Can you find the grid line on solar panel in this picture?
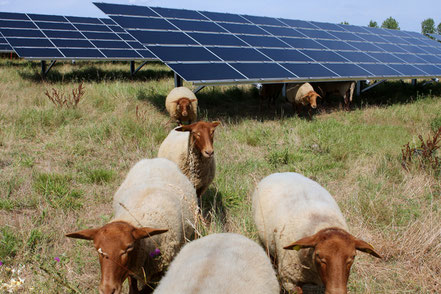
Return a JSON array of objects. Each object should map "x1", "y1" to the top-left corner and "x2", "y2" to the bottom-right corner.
[{"x1": 0, "y1": 11, "x2": 155, "y2": 60}]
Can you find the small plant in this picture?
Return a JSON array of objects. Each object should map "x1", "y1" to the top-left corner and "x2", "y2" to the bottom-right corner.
[
  {"x1": 135, "y1": 105, "x2": 148, "y2": 122},
  {"x1": 44, "y1": 83, "x2": 85, "y2": 108},
  {"x1": 401, "y1": 127, "x2": 441, "y2": 174}
]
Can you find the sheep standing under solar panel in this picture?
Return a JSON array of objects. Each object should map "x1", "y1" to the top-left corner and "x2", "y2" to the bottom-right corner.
[
  {"x1": 158, "y1": 121, "x2": 221, "y2": 199},
  {"x1": 153, "y1": 233, "x2": 280, "y2": 294},
  {"x1": 252, "y1": 172, "x2": 381, "y2": 294},
  {"x1": 286, "y1": 83, "x2": 321, "y2": 115},
  {"x1": 66, "y1": 158, "x2": 198, "y2": 294},
  {"x1": 165, "y1": 86, "x2": 198, "y2": 125},
  {"x1": 313, "y1": 81, "x2": 356, "y2": 110}
]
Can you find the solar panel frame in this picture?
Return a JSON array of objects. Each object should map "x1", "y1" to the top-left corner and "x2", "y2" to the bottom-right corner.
[
  {"x1": 94, "y1": 2, "x2": 441, "y2": 85},
  {"x1": 0, "y1": 11, "x2": 157, "y2": 60}
]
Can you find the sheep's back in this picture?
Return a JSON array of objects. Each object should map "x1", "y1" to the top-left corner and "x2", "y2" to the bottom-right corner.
[
  {"x1": 154, "y1": 233, "x2": 279, "y2": 294},
  {"x1": 252, "y1": 172, "x2": 347, "y2": 289},
  {"x1": 157, "y1": 129, "x2": 189, "y2": 168}
]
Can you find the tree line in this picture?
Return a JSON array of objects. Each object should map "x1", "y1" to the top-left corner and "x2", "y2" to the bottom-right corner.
[{"x1": 340, "y1": 17, "x2": 441, "y2": 35}]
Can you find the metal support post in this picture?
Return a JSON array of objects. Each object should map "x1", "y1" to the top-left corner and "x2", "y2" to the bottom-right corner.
[
  {"x1": 411, "y1": 79, "x2": 417, "y2": 86},
  {"x1": 174, "y1": 73, "x2": 183, "y2": 87},
  {"x1": 355, "y1": 80, "x2": 361, "y2": 96},
  {"x1": 41, "y1": 60, "x2": 46, "y2": 76},
  {"x1": 41, "y1": 60, "x2": 57, "y2": 76},
  {"x1": 130, "y1": 61, "x2": 135, "y2": 76},
  {"x1": 282, "y1": 83, "x2": 287, "y2": 97},
  {"x1": 194, "y1": 86, "x2": 205, "y2": 94},
  {"x1": 361, "y1": 79, "x2": 386, "y2": 93}
]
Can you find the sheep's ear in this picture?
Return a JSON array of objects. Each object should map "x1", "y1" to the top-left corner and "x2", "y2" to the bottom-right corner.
[
  {"x1": 211, "y1": 121, "x2": 221, "y2": 128},
  {"x1": 66, "y1": 228, "x2": 99, "y2": 241},
  {"x1": 284, "y1": 234, "x2": 318, "y2": 251},
  {"x1": 132, "y1": 227, "x2": 168, "y2": 240},
  {"x1": 353, "y1": 238, "x2": 382, "y2": 258},
  {"x1": 190, "y1": 98, "x2": 197, "y2": 102}
]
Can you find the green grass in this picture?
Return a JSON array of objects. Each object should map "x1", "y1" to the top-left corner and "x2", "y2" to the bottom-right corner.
[{"x1": 0, "y1": 58, "x2": 440, "y2": 293}]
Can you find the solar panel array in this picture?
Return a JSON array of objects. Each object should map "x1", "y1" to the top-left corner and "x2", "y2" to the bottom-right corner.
[
  {"x1": 428, "y1": 33, "x2": 441, "y2": 43},
  {"x1": 95, "y1": 2, "x2": 441, "y2": 85},
  {"x1": 0, "y1": 11, "x2": 155, "y2": 60},
  {"x1": 0, "y1": 30, "x2": 13, "y2": 52}
]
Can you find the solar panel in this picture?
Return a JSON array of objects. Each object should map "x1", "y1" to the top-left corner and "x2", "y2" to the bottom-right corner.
[
  {"x1": 94, "y1": 2, "x2": 441, "y2": 84},
  {"x1": 0, "y1": 31, "x2": 13, "y2": 52},
  {"x1": 0, "y1": 11, "x2": 156, "y2": 60},
  {"x1": 428, "y1": 33, "x2": 441, "y2": 43}
]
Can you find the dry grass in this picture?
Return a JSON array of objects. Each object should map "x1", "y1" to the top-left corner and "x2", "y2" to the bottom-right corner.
[{"x1": 0, "y1": 58, "x2": 440, "y2": 293}]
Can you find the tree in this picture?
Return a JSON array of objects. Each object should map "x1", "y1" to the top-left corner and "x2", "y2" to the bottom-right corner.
[
  {"x1": 381, "y1": 17, "x2": 400, "y2": 30},
  {"x1": 421, "y1": 18, "x2": 435, "y2": 34},
  {"x1": 340, "y1": 21, "x2": 349, "y2": 25},
  {"x1": 438, "y1": 22, "x2": 441, "y2": 34},
  {"x1": 368, "y1": 20, "x2": 378, "y2": 28}
]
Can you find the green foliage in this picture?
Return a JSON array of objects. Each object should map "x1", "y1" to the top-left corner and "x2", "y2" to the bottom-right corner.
[
  {"x1": 368, "y1": 20, "x2": 378, "y2": 28},
  {"x1": 421, "y1": 18, "x2": 435, "y2": 34},
  {"x1": 438, "y1": 22, "x2": 441, "y2": 34},
  {"x1": 382, "y1": 17, "x2": 400, "y2": 30},
  {"x1": 27, "y1": 229, "x2": 43, "y2": 251},
  {"x1": 431, "y1": 116, "x2": 441, "y2": 132},
  {"x1": 0, "y1": 226, "x2": 21, "y2": 259},
  {"x1": 33, "y1": 172, "x2": 84, "y2": 210},
  {"x1": 340, "y1": 21, "x2": 349, "y2": 25},
  {"x1": 85, "y1": 168, "x2": 114, "y2": 184}
]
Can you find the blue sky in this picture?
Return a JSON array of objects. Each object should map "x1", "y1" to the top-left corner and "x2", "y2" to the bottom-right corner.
[{"x1": 0, "y1": 0, "x2": 440, "y2": 33}]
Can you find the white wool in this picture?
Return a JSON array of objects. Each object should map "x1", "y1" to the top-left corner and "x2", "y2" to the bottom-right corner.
[
  {"x1": 112, "y1": 158, "x2": 198, "y2": 281},
  {"x1": 286, "y1": 83, "x2": 315, "y2": 106},
  {"x1": 318, "y1": 81, "x2": 355, "y2": 102},
  {"x1": 165, "y1": 87, "x2": 198, "y2": 123},
  {"x1": 157, "y1": 128, "x2": 215, "y2": 197},
  {"x1": 154, "y1": 233, "x2": 280, "y2": 294},
  {"x1": 252, "y1": 172, "x2": 347, "y2": 291}
]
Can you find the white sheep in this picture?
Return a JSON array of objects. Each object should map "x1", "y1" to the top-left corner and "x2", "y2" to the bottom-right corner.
[
  {"x1": 66, "y1": 158, "x2": 198, "y2": 294},
  {"x1": 252, "y1": 172, "x2": 381, "y2": 294},
  {"x1": 286, "y1": 83, "x2": 321, "y2": 113},
  {"x1": 157, "y1": 121, "x2": 220, "y2": 198},
  {"x1": 165, "y1": 86, "x2": 198, "y2": 125},
  {"x1": 154, "y1": 233, "x2": 280, "y2": 294}
]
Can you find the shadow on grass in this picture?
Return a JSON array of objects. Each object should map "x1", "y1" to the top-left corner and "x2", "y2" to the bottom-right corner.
[
  {"x1": 19, "y1": 65, "x2": 174, "y2": 84},
  {"x1": 200, "y1": 187, "x2": 226, "y2": 224},
  {"x1": 355, "y1": 80, "x2": 441, "y2": 108}
]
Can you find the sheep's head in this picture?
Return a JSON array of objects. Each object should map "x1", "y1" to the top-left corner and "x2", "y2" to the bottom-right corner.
[
  {"x1": 66, "y1": 221, "x2": 167, "y2": 294},
  {"x1": 175, "y1": 97, "x2": 197, "y2": 118},
  {"x1": 176, "y1": 121, "x2": 221, "y2": 158},
  {"x1": 304, "y1": 91, "x2": 321, "y2": 109},
  {"x1": 284, "y1": 227, "x2": 381, "y2": 294}
]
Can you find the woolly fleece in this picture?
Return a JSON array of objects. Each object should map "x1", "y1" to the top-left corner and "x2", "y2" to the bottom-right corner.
[
  {"x1": 154, "y1": 233, "x2": 280, "y2": 294},
  {"x1": 252, "y1": 172, "x2": 347, "y2": 291},
  {"x1": 112, "y1": 158, "x2": 198, "y2": 282},
  {"x1": 157, "y1": 128, "x2": 215, "y2": 197},
  {"x1": 286, "y1": 83, "x2": 315, "y2": 106},
  {"x1": 165, "y1": 86, "x2": 198, "y2": 124}
]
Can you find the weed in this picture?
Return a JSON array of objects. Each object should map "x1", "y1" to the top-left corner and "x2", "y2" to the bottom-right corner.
[
  {"x1": 44, "y1": 83, "x2": 85, "y2": 108},
  {"x1": 401, "y1": 127, "x2": 441, "y2": 174},
  {"x1": 0, "y1": 226, "x2": 21, "y2": 259}
]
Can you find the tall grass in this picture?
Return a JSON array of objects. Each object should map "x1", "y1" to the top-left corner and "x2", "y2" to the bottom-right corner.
[{"x1": 0, "y1": 58, "x2": 440, "y2": 293}]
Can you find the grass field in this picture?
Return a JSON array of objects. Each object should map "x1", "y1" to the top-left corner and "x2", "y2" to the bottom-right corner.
[{"x1": 0, "y1": 57, "x2": 440, "y2": 293}]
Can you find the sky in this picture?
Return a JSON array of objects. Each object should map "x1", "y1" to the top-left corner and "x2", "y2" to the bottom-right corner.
[{"x1": 0, "y1": 0, "x2": 440, "y2": 33}]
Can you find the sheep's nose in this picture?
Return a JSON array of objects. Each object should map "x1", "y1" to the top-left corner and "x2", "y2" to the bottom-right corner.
[
  {"x1": 311, "y1": 104, "x2": 317, "y2": 109},
  {"x1": 203, "y1": 150, "x2": 214, "y2": 157}
]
